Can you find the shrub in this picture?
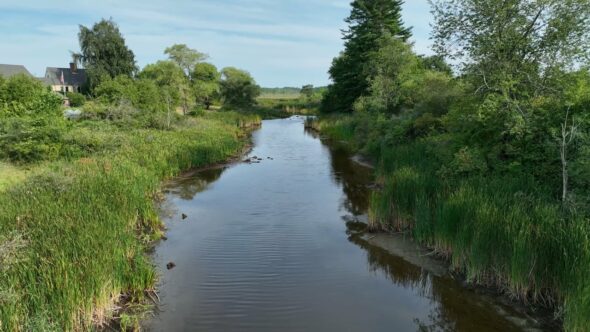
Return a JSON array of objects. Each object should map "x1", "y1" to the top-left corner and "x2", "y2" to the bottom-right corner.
[{"x1": 66, "y1": 92, "x2": 86, "y2": 107}]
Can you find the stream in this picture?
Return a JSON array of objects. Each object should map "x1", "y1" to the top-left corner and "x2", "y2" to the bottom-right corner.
[{"x1": 145, "y1": 116, "x2": 549, "y2": 332}]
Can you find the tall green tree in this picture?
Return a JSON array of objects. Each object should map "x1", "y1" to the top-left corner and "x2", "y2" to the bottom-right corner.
[
  {"x1": 431, "y1": 0, "x2": 590, "y2": 109},
  {"x1": 191, "y1": 63, "x2": 220, "y2": 110},
  {"x1": 165, "y1": 44, "x2": 208, "y2": 77},
  {"x1": 322, "y1": 0, "x2": 411, "y2": 113},
  {"x1": 219, "y1": 67, "x2": 260, "y2": 109},
  {"x1": 431, "y1": 0, "x2": 590, "y2": 199},
  {"x1": 77, "y1": 19, "x2": 137, "y2": 90},
  {"x1": 139, "y1": 60, "x2": 192, "y2": 113}
]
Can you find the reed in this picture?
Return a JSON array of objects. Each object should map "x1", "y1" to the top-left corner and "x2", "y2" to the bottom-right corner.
[
  {"x1": 315, "y1": 114, "x2": 590, "y2": 331},
  {"x1": 0, "y1": 114, "x2": 251, "y2": 331}
]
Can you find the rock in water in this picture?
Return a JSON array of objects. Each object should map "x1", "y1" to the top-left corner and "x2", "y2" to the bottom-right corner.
[
  {"x1": 181, "y1": 213, "x2": 188, "y2": 220},
  {"x1": 167, "y1": 262, "x2": 176, "y2": 270}
]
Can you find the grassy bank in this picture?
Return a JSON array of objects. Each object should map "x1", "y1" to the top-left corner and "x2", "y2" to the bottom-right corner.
[
  {"x1": 0, "y1": 113, "x2": 260, "y2": 331},
  {"x1": 308, "y1": 115, "x2": 590, "y2": 331}
]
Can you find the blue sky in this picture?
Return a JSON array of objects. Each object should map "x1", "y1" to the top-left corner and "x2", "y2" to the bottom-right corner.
[{"x1": 0, "y1": 0, "x2": 433, "y2": 87}]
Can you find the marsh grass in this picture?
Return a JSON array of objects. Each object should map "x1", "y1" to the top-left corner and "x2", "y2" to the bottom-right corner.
[
  {"x1": 315, "y1": 116, "x2": 590, "y2": 331},
  {"x1": 0, "y1": 113, "x2": 257, "y2": 331},
  {"x1": 0, "y1": 163, "x2": 29, "y2": 192}
]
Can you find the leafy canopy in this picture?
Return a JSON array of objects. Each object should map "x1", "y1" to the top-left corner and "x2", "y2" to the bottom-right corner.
[
  {"x1": 76, "y1": 19, "x2": 137, "y2": 90},
  {"x1": 322, "y1": 0, "x2": 411, "y2": 113},
  {"x1": 165, "y1": 44, "x2": 208, "y2": 77},
  {"x1": 220, "y1": 67, "x2": 260, "y2": 109}
]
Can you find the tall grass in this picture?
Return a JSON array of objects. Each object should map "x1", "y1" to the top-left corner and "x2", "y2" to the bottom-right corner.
[
  {"x1": 0, "y1": 163, "x2": 28, "y2": 192},
  {"x1": 0, "y1": 114, "x2": 254, "y2": 331},
  {"x1": 315, "y1": 115, "x2": 590, "y2": 331}
]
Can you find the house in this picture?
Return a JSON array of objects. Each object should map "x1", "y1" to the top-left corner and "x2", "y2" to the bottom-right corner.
[
  {"x1": 0, "y1": 64, "x2": 34, "y2": 78},
  {"x1": 43, "y1": 63, "x2": 87, "y2": 94}
]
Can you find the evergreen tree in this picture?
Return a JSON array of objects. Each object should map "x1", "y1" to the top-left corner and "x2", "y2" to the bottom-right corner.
[{"x1": 322, "y1": 0, "x2": 411, "y2": 113}]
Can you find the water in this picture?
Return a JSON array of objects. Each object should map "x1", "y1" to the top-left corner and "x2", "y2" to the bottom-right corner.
[{"x1": 146, "y1": 117, "x2": 547, "y2": 332}]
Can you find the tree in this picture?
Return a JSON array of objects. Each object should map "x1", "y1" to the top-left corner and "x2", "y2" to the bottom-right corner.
[
  {"x1": 165, "y1": 44, "x2": 208, "y2": 77},
  {"x1": 139, "y1": 61, "x2": 192, "y2": 114},
  {"x1": 93, "y1": 75, "x2": 164, "y2": 113},
  {"x1": 420, "y1": 55, "x2": 452, "y2": 75},
  {"x1": 353, "y1": 35, "x2": 422, "y2": 114},
  {"x1": 76, "y1": 19, "x2": 137, "y2": 90},
  {"x1": 219, "y1": 67, "x2": 260, "y2": 109},
  {"x1": 191, "y1": 63, "x2": 220, "y2": 110},
  {"x1": 431, "y1": 0, "x2": 590, "y2": 188},
  {"x1": 301, "y1": 84, "x2": 314, "y2": 100},
  {"x1": 431, "y1": 0, "x2": 590, "y2": 109},
  {"x1": 322, "y1": 0, "x2": 411, "y2": 113}
]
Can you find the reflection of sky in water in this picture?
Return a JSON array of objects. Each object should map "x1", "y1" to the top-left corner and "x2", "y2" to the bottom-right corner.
[{"x1": 148, "y1": 117, "x2": 547, "y2": 332}]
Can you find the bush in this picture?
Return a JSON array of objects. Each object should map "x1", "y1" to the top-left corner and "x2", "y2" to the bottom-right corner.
[
  {"x1": 0, "y1": 74, "x2": 62, "y2": 117},
  {"x1": 0, "y1": 115, "x2": 69, "y2": 163},
  {"x1": 66, "y1": 92, "x2": 86, "y2": 107}
]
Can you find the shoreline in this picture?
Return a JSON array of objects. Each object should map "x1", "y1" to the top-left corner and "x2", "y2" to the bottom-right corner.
[{"x1": 345, "y1": 154, "x2": 561, "y2": 331}]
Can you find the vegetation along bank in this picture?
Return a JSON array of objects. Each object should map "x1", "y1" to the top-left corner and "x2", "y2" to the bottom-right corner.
[
  {"x1": 0, "y1": 19, "x2": 265, "y2": 331},
  {"x1": 312, "y1": 0, "x2": 590, "y2": 331}
]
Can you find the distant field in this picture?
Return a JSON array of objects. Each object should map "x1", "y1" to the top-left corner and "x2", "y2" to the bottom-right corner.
[
  {"x1": 259, "y1": 87, "x2": 301, "y2": 99},
  {"x1": 258, "y1": 93, "x2": 301, "y2": 100},
  {"x1": 260, "y1": 86, "x2": 327, "y2": 100}
]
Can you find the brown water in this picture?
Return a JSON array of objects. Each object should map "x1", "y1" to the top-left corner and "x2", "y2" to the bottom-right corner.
[{"x1": 146, "y1": 117, "x2": 547, "y2": 332}]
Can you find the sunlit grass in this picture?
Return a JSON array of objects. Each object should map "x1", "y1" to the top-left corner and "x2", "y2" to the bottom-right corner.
[
  {"x1": 0, "y1": 162, "x2": 29, "y2": 192},
  {"x1": 0, "y1": 113, "x2": 257, "y2": 331}
]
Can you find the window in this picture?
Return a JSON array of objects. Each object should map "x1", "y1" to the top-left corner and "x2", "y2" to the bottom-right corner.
[{"x1": 66, "y1": 87, "x2": 69, "y2": 93}]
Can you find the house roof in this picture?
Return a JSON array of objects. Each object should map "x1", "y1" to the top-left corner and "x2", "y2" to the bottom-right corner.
[
  {"x1": 44, "y1": 67, "x2": 87, "y2": 86},
  {"x1": 0, "y1": 64, "x2": 33, "y2": 78}
]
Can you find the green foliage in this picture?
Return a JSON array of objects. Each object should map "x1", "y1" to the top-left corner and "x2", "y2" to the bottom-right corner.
[
  {"x1": 315, "y1": 114, "x2": 590, "y2": 330},
  {"x1": 0, "y1": 75, "x2": 66, "y2": 163},
  {"x1": 66, "y1": 92, "x2": 85, "y2": 107},
  {"x1": 322, "y1": 0, "x2": 411, "y2": 113},
  {"x1": 191, "y1": 63, "x2": 220, "y2": 109},
  {"x1": 0, "y1": 115, "x2": 69, "y2": 163},
  {"x1": 0, "y1": 74, "x2": 62, "y2": 117},
  {"x1": 165, "y1": 44, "x2": 208, "y2": 77},
  {"x1": 76, "y1": 19, "x2": 137, "y2": 90},
  {"x1": 220, "y1": 67, "x2": 261, "y2": 109},
  {"x1": 94, "y1": 75, "x2": 164, "y2": 113},
  {"x1": 300, "y1": 84, "x2": 314, "y2": 99},
  {"x1": 139, "y1": 60, "x2": 192, "y2": 113},
  {"x1": 312, "y1": 8, "x2": 590, "y2": 322},
  {"x1": 0, "y1": 114, "x2": 251, "y2": 330}
]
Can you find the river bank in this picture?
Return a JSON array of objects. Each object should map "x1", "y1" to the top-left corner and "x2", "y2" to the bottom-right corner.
[
  {"x1": 0, "y1": 112, "x2": 260, "y2": 331},
  {"x1": 146, "y1": 116, "x2": 550, "y2": 331},
  {"x1": 306, "y1": 115, "x2": 580, "y2": 330}
]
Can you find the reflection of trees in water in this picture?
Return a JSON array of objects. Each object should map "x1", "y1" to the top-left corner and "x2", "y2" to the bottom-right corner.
[
  {"x1": 166, "y1": 168, "x2": 225, "y2": 201},
  {"x1": 344, "y1": 219, "x2": 525, "y2": 332},
  {"x1": 326, "y1": 144, "x2": 373, "y2": 216},
  {"x1": 321, "y1": 131, "x2": 528, "y2": 331}
]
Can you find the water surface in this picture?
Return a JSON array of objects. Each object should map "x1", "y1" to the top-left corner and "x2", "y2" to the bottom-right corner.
[{"x1": 147, "y1": 117, "x2": 545, "y2": 332}]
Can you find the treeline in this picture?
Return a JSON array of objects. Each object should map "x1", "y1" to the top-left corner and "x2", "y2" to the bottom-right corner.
[
  {"x1": 77, "y1": 19, "x2": 261, "y2": 112},
  {"x1": 260, "y1": 86, "x2": 326, "y2": 99},
  {"x1": 317, "y1": 0, "x2": 590, "y2": 330},
  {"x1": 0, "y1": 19, "x2": 263, "y2": 164}
]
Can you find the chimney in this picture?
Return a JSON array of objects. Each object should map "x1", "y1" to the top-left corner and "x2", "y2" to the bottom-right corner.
[{"x1": 69, "y1": 62, "x2": 77, "y2": 74}]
